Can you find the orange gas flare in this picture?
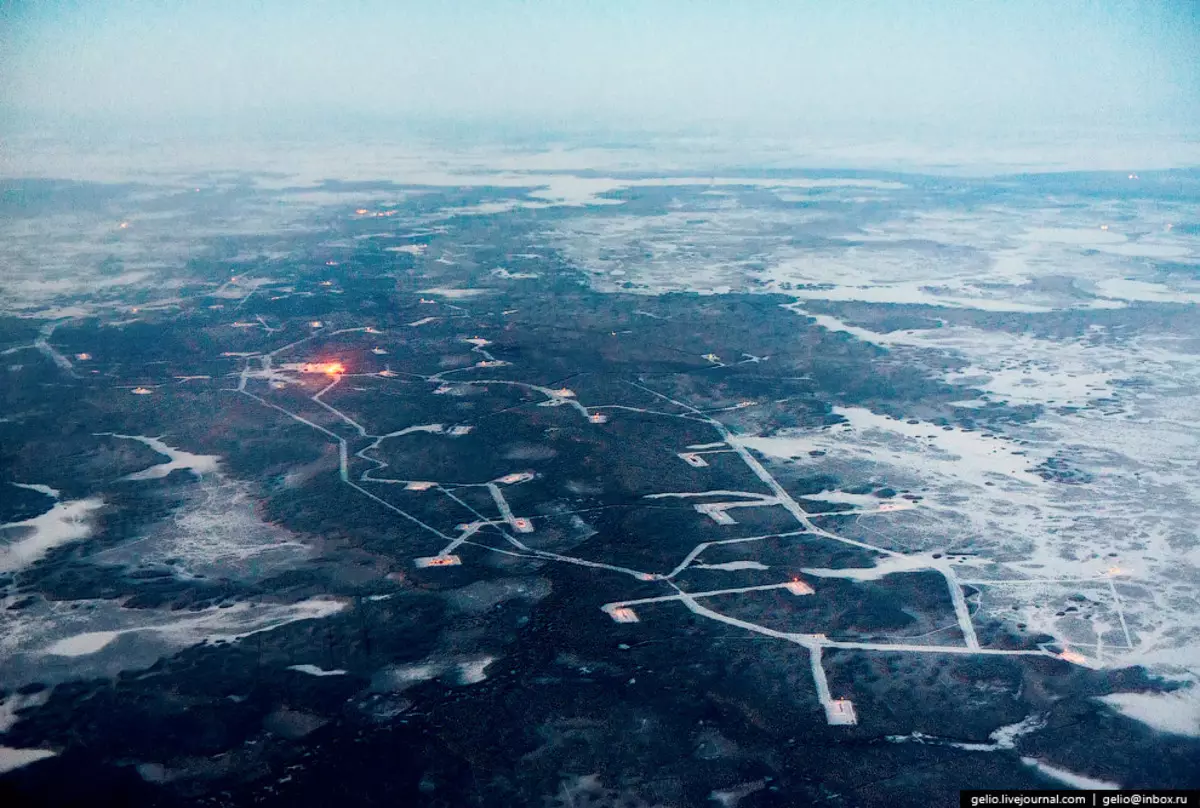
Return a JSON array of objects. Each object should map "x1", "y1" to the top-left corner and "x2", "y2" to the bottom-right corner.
[{"x1": 300, "y1": 361, "x2": 346, "y2": 377}]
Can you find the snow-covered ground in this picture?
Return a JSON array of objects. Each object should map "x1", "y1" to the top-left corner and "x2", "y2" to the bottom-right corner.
[{"x1": 547, "y1": 177, "x2": 1200, "y2": 736}]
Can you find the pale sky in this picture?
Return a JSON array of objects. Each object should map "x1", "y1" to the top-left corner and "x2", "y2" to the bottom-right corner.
[{"x1": 2, "y1": 0, "x2": 1197, "y2": 141}]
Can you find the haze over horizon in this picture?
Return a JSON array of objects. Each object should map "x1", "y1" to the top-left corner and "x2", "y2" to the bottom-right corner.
[{"x1": 3, "y1": 0, "x2": 1197, "y2": 164}]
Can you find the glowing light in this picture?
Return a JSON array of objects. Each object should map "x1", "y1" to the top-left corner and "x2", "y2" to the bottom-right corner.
[
  {"x1": 405, "y1": 481, "x2": 435, "y2": 491},
  {"x1": 786, "y1": 579, "x2": 814, "y2": 596},
  {"x1": 512, "y1": 517, "x2": 534, "y2": 533},
  {"x1": 1100, "y1": 225, "x2": 1109, "y2": 231},
  {"x1": 355, "y1": 208, "x2": 369, "y2": 215},
  {"x1": 320, "y1": 281, "x2": 333, "y2": 287},
  {"x1": 118, "y1": 221, "x2": 130, "y2": 229},
  {"x1": 1107, "y1": 566, "x2": 1124, "y2": 576},
  {"x1": 702, "y1": 353, "x2": 721, "y2": 362},
  {"x1": 415, "y1": 555, "x2": 461, "y2": 568},
  {"x1": 309, "y1": 320, "x2": 324, "y2": 328},
  {"x1": 1128, "y1": 173, "x2": 1139, "y2": 180},
  {"x1": 74, "y1": 352, "x2": 92, "y2": 361},
  {"x1": 608, "y1": 607, "x2": 640, "y2": 623},
  {"x1": 589, "y1": 413, "x2": 608, "y2": 424},
  {"x1": 553, "y1": 388, "x2": 576, "y2": 398},
  {"x1": 131, "y1": 387, "x2": 153, "y2": 395},
  {"x1": 299, "y1": 361, "x2": 346, "y2": 377},
  {"x1": 1058, "y1": 650, "x2": 1088, "y2": 665}
]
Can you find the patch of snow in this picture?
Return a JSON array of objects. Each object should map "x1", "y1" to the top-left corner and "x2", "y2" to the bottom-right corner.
[
  {"x1": 288, "y1": 664, "x2": 348, "y2": 677},
  {"x1": 1098, "y1": 688, "x2": 1200, "y2": 737},
  {"x1": 694, "y1": 561, "x2": 770, "y2": 572},
  {"x1": 0, "y1": 496, "x2": 104, "y2": 573},
  {"x1": 0, "y1": 747, "x2": 56, "y2": 774},
  {"x1": 1021, "y1": 758, "x2": 1120, "y2": 790},
  {"x1": 103, "y1": 434, "x2": 221, "y2": 481},
  {"x1": 45, "y1": 630, "x2": 120, "y2": 657}
]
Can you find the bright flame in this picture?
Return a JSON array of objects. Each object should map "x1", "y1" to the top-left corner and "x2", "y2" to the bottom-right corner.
[
  {"x1": 300, "y1": 361, "x2": 345, "y2": 377},
  {"x1": 355, "y1": 208, "x2": 369, "y2": 215},
  {"x1": 118, "y1": 221, "x2": 130, "y2": 229}
]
